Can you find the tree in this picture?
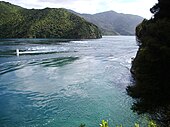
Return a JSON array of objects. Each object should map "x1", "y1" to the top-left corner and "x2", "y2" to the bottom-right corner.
[
  {"x1": 151, "y1": 0, "x2": 170, "y2": 19},
  {"x1": 127, "y1": 0, "x2": 170, "y2": 126}
]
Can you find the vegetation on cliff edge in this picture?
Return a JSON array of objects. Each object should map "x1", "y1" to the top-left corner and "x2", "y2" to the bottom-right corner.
[{"x1": 127, "y1": 0, "x2": 170, "y2": 126}]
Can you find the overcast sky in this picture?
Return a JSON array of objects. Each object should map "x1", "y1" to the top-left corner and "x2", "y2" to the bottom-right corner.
[{"x1": 2, "y1": 0, "x2": 158, "y2": 19}]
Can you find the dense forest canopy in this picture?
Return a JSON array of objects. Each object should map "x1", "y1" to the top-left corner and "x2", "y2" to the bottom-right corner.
[
  {"x1": 0, "y1": 1, "x2": 102, "y2": 39},
  {"x1": 127, "y1": 0, "x2": 170, "y2": 126}
]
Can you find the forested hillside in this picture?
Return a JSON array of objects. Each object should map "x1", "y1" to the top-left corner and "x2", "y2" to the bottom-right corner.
[
  {"x1": 0, "y1": 1, "x2": 102, "y2": 39},
  {"x1": 127, "y1": 0, "x2": 170, "y2": 126}
]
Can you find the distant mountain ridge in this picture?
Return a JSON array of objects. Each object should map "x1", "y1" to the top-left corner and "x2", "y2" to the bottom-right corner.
[
  {"x1": 0, "y1": 1, "x2": 102, "y2": 39},
  {"x1": 69, "y1": 10, "x2": 144, "y2": 35}
]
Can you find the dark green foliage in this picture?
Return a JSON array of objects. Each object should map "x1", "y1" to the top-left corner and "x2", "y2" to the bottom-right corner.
[
  {"x1": 79, "y1": 123, "x2": 86, "y2": 127},
  {"x1": 151, "y1": 0, "x2": 170, "y2": 19},
  {"x1": 0, "y1": 1, "x2": 102, "y2": 39},
  {"x1": 129, "y1": 19, "x2": 170, "y2": 114},
  {"x1": 127, "y1": 0, "x2": 170, "y2": 126}
]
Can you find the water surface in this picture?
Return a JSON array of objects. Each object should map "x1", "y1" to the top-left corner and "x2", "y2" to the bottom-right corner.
[{"x1": 0, "y1": 36, "x2": 147, "y2": 127}]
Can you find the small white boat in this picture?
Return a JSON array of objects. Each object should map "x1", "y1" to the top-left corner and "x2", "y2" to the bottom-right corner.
[{"x1": 16, "y1": 49, "x2": 20, "y2": 56}]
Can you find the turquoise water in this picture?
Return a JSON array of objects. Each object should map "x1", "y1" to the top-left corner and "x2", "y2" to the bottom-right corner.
[{"x1": 0, "y1": 36, "x2": 147, "y2": 127}]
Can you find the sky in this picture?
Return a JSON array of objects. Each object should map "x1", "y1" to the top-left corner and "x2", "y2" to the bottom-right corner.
[{"x1": 2, "y1": 0, "x2": 158, "y2": 19}]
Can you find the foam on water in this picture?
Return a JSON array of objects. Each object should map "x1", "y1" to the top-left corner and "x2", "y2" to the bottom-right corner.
[
  {"x1": 0, "y1": 37, "x2": 148, "y2": 127},
  {"x1": 71, "y1": 41, "x2": 89, "y2": 44}
]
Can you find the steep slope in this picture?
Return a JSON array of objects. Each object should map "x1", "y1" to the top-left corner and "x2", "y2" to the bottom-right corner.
[
  {"x1": 70, "y1": 10, "x2": 143, "y2": 35},
  {"x1": 127, "y1": 0, "x2": 170, "y2": 126},
  {"x1": 0, "y1": 1, "x2": 102, "y2": 39}
]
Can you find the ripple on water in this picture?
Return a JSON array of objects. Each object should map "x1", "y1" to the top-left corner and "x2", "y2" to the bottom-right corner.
[{"x1": 0, "y1": 37, "x2": 149, "y2": 127}]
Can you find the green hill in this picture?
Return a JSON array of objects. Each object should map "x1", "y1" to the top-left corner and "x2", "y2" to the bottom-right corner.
[{"x1": 0, "y1": 1, "x2": 102, "y2": 39}]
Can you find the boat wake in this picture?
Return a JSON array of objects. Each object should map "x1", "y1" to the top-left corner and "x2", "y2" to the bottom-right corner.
[{"x1": 16, "y1": 46, "x2": 70, "y2": 56}]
